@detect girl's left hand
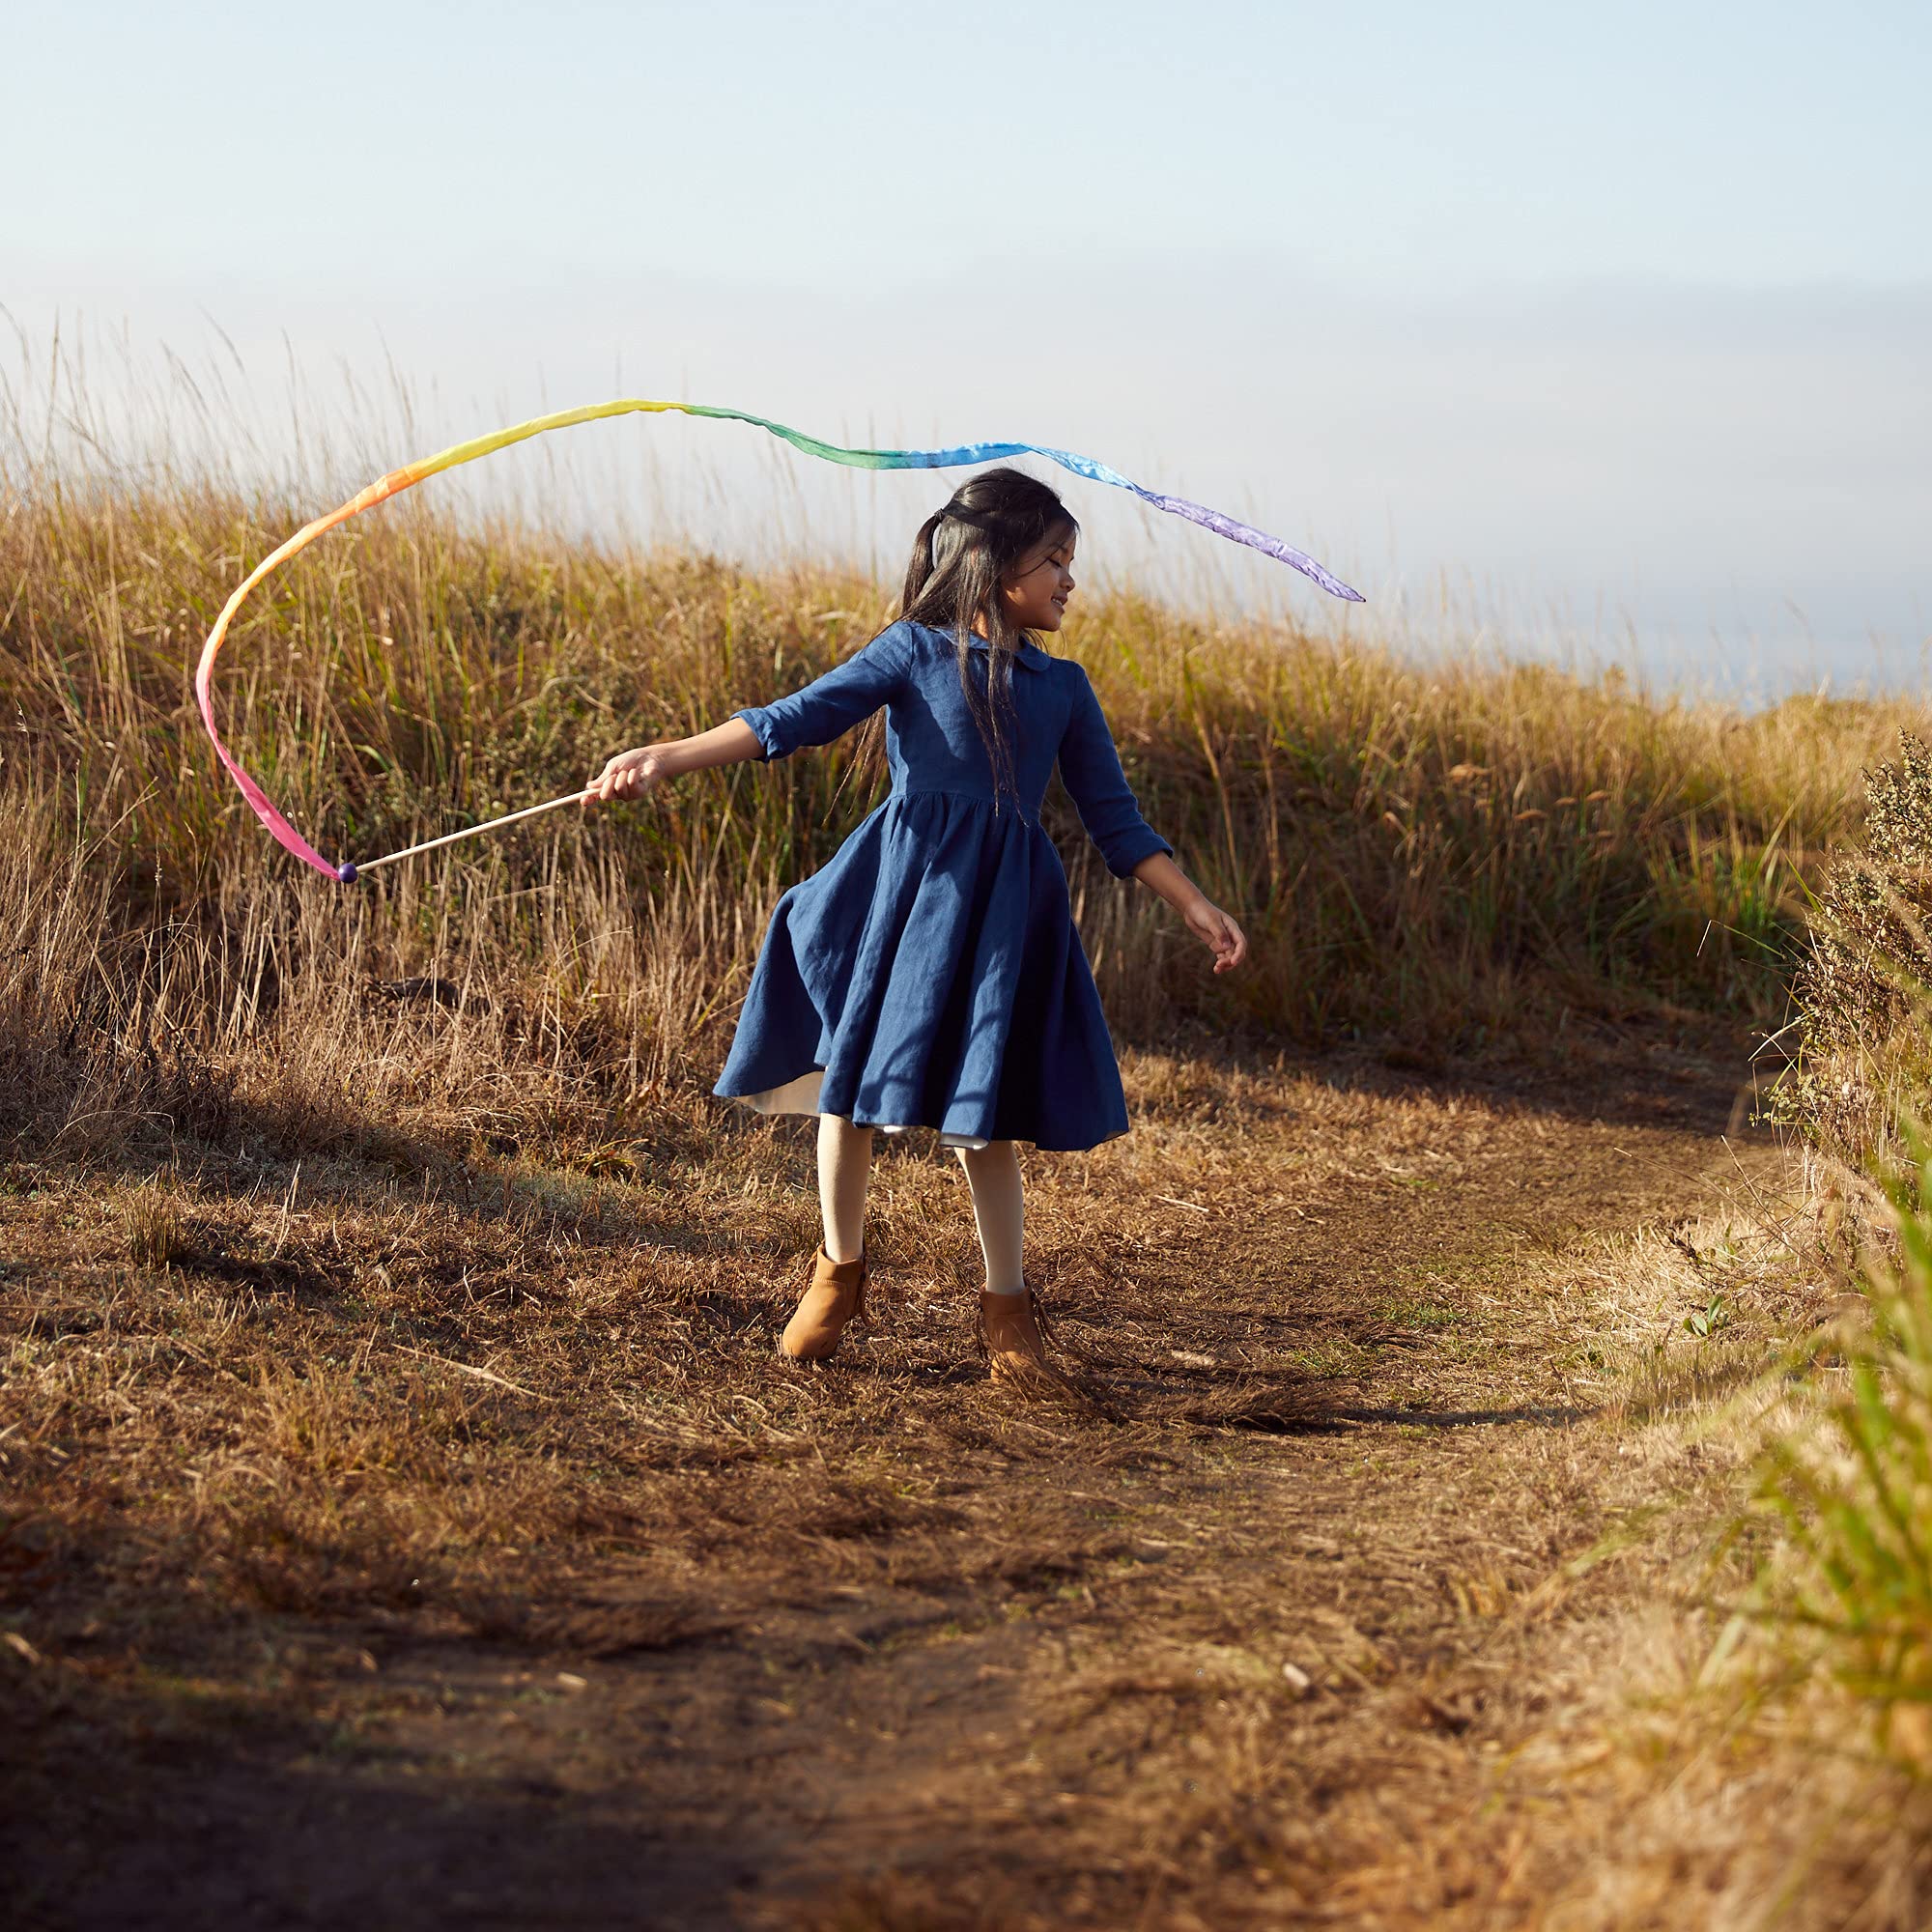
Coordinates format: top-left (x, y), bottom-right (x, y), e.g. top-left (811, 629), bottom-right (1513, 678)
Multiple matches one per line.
top-left (1184, 898), bottom-right (1248, 973)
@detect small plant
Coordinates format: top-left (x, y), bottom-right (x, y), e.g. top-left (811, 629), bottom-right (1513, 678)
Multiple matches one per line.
top-left (1682, 1293), bottom-right (1733, 1340)
top-left (123, 1184), bottom-right (186, 1270)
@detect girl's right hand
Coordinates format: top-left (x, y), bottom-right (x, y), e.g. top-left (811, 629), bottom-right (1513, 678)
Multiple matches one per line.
top-left (584, 745), bottom-right (670, 808)
top-left (1183, 895), bottom-right (1249, 974)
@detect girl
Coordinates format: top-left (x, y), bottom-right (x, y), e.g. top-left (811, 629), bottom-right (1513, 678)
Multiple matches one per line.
top-left (585, 468), bottom-right (1245, 1389)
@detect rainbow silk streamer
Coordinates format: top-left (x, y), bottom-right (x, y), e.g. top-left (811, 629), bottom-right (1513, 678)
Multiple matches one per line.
top-left (193, 400), bottom-right (1365, 881)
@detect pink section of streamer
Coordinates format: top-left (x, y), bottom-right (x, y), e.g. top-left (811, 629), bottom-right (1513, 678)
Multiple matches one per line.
top-left (192, 471), bottom-right (415, 881)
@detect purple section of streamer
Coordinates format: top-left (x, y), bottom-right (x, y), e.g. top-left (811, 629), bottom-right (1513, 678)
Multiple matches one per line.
top-left (1135, 493), bottom-right (1363, 602)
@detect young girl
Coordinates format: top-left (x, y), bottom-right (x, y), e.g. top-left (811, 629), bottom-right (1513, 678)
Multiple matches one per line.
top-left (584, 468), bottom-right (1245, 1388)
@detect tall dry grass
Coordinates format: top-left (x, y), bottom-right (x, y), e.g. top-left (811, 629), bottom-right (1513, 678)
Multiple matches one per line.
top-left (5, 444), bottom-right (1924, 1168)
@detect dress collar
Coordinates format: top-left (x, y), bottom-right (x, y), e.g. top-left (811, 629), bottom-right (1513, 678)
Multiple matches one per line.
top-left (961, 632), bottom-right (1050, 673)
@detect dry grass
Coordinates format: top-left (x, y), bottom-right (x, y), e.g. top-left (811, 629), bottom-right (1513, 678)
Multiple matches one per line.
top-left (7, 1015), bottom-right (1929, 1928)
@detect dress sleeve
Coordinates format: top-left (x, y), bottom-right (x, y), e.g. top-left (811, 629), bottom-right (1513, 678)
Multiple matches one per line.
top-left (1056, 668), bottom-right (1175, 879)
top-left (735, 622), bottom-right (910, 762)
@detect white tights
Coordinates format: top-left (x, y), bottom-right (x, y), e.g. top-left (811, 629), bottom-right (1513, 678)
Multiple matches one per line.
top-left (816, 1113), bottom-right (873, 1265)
top-left (814, 1115), bottom-right (1026, 1295)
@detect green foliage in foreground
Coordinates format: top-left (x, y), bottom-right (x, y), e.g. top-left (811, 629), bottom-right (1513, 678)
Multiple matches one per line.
top-left (1755, 1129), bottom-right (1932, 1760)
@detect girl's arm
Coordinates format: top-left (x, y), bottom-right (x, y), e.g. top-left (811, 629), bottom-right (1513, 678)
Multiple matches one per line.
top-left (582, 717), bottom-right (761, 806)
top-left (1059, 668), bottom-right (1247, 974)
top-left (1056, 669), bottom-right (1174, 878)
top-left (1132, 851), bottom-right (1249, 975)
top-left (587, 622), bottom-right (913, 806)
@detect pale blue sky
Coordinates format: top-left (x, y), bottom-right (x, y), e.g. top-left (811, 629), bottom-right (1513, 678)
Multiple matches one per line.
top-left (8, 1), bottom-right (1931, 694)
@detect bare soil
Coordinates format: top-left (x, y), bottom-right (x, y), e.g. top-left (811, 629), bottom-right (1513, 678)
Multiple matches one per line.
top-left (2, 1021), bottom-right (1803, 1929)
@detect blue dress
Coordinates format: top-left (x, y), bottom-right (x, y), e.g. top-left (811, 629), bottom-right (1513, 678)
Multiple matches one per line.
top-left (713, 620), bottom-right (1173, 1152)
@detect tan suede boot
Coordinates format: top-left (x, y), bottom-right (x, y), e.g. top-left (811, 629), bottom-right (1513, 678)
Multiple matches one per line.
top-left (978, 1287), bottom-right (1083, 1399)
top-left (779, 1248), bottom-right (867, 1360)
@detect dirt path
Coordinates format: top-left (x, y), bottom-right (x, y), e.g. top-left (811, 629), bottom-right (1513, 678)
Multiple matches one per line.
top-left (4, 1029), bottom-right (1782, 1928)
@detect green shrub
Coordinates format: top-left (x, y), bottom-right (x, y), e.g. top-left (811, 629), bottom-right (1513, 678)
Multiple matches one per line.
top-left (1770, 731), bottom-right (1932, 1171)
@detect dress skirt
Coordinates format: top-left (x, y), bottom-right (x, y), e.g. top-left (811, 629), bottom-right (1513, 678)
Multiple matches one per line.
top-left (713, 788), bottom-right (1130, 1152)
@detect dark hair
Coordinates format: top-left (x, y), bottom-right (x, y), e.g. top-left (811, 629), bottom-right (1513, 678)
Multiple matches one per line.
top-left (897, 467), bottom-right (1077, 802)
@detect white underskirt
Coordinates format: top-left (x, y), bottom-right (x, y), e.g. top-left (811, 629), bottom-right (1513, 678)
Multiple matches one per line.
top-left (734, 1068), bottom-right (990, 1151)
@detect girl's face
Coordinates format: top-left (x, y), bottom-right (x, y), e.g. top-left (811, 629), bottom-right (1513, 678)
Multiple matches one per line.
top-left (998, 525), bottom-right (1077, 633)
